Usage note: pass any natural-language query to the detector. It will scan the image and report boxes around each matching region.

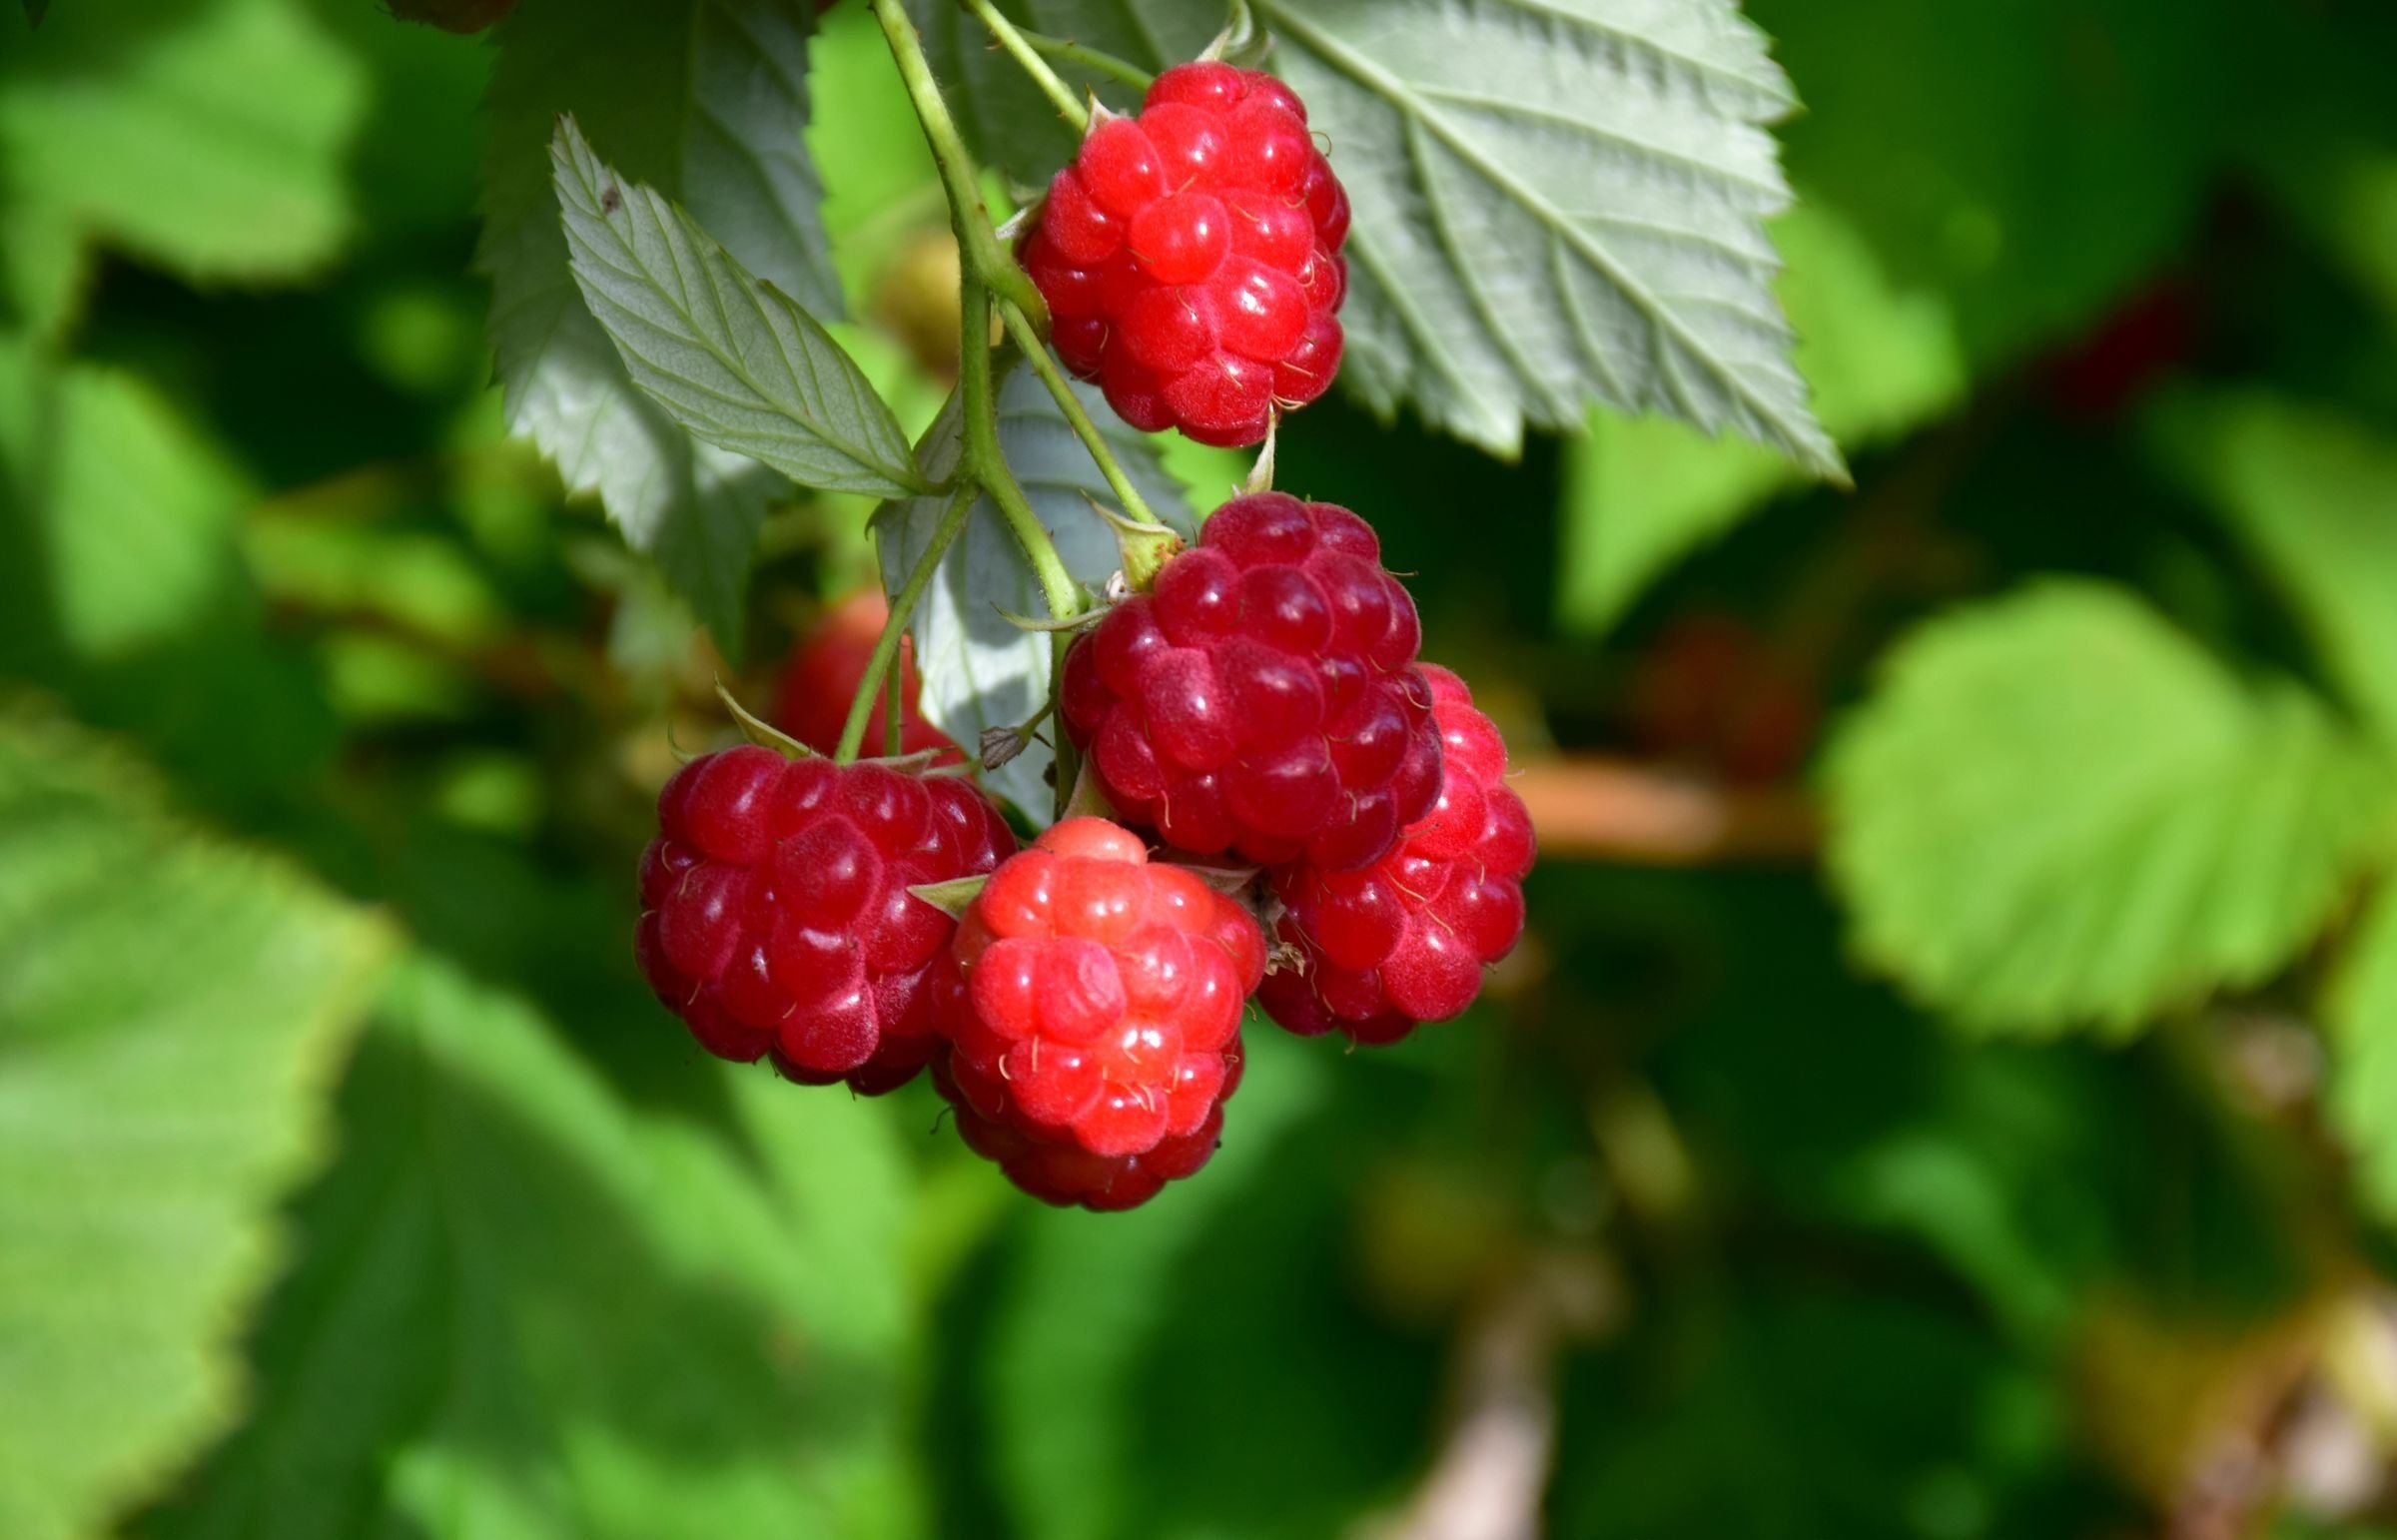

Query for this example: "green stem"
[964,0,1089,132]
[869,0,1043,322]
[1016,28,1156,94]
[959,284,1083,621]
[884,650,905,757]
[996,297,1160,531]
[835,482,978,763]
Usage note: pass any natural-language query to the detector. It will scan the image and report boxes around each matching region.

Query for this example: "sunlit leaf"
[0,709,391,1540]
[479,0,839,644]
[152,956,924,1540]
[553,119,927,500]
[2154,392,2397,746]
[918,0,1841,473]
[0,353,253,663]
[2329,882,2397,1225]
[1826,581,2394,1034]
[0,0,368,336]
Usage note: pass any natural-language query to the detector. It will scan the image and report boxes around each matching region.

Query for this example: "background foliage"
[6,1,2397,1537]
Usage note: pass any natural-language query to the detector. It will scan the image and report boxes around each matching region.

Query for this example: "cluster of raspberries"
[638,494,1533,1211]
[1021,61,1349,449]
[636,64,1529,1211]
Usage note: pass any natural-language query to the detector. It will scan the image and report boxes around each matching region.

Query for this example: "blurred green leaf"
[479,0,838,646]
[0,351,252,661]
[2155,392,2397,746]
[1559,201,1968,632]
[2328,882,2397,1225]
[0,0,368,336]
[977,1034,1435,1540]
[552,118,926,499]
[1756,0,2227,366]
[920,0,1842,474]
[152,955,926,1540]
[876,367,1192,818]
[1556,1288,2067,1539]
[1826,580,2393,1035]
[0,707,392,1540]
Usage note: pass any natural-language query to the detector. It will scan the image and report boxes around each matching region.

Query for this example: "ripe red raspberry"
[1020,61,1350,447]
[1060,492,1442,872]
[1256,666,1535,1044]
[773,588,958,764]
[635,746,1016,1094]
[937,1050,1241,1211]
[935,818,1264,1199]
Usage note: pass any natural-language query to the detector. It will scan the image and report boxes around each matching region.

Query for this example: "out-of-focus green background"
[8,2,2397,1538]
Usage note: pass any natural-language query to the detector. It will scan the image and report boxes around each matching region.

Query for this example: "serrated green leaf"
[553,118,927,501]
[875,367,1194,818]
[919,0,1840,474]
[151,955,924,1540]
[0,708,391,1540]
[479,0,841,646]
[2153,392,2397,746]
[1559,200,1968,632]
[0,0,367,336]
[1826,581,2394,1036]
[2328,882,2397,1224]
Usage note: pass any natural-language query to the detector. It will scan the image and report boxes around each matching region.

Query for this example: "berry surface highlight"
[636,747,1015,1094]
[1022,62,1351,448]
[1257,666,1535,1044]
[934,817,1266,1209]
[1061,492,1443,872]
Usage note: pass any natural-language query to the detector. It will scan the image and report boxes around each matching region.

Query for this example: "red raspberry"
[935,818,1264,1197]
[1256,666,1535,1044]
[1059,492,1442,872]
[773,588,958,764]
[1020,61,1350,447]
[936,1049,1240,1211]
[635,746,1016,1094]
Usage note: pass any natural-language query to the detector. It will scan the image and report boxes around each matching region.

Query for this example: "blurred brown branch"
[1357,1251,1621,1540]
[1512,757,1817,866]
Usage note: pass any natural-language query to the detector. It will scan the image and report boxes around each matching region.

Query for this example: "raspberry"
[1021,62,1351,447]
[635,746,1016,1093]
[937,1050,1240,1211]
[1059,492,1442,871]
[1256,666,1535,1044]
[934,817,1264,1202]
[774,588,958,764]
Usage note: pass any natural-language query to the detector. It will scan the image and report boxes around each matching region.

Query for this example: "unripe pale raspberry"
[1060,492,1443,872]
[773,589,958,764]
[1256,666,1535,1044]
[1021,62,1351,447]
[635,747,1015,1094]
[935,818,1264,1192]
